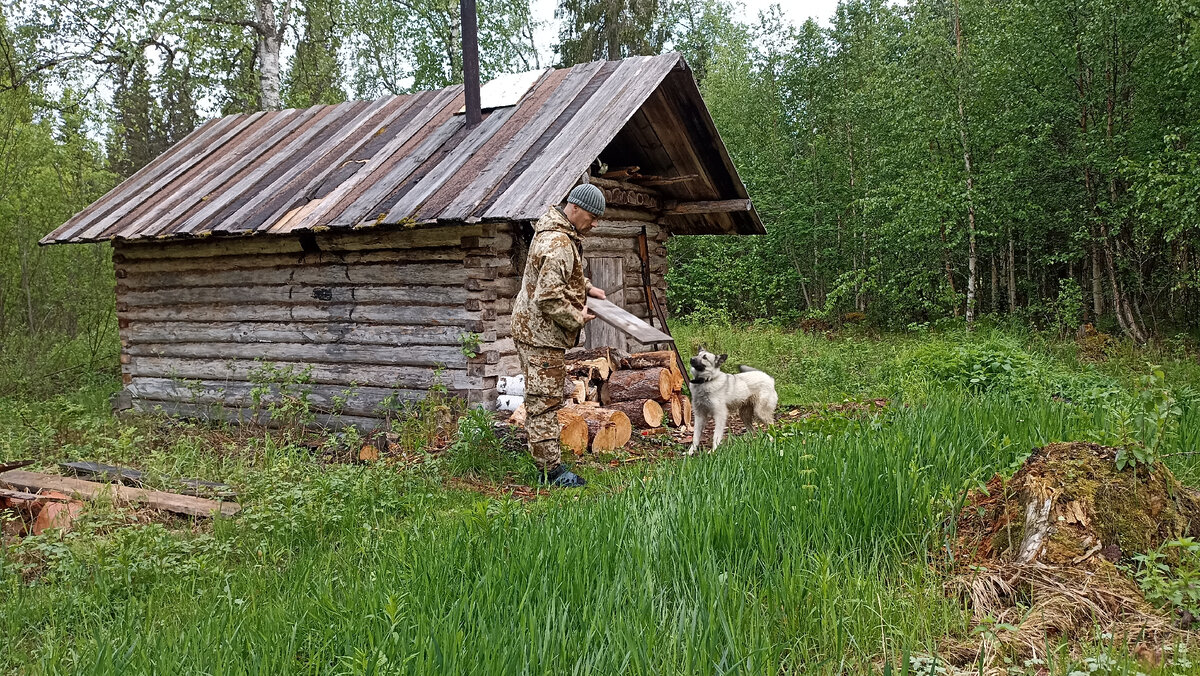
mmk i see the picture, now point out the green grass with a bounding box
[4,325,1200,673]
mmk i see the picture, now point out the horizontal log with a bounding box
[581,236,640,253]
[662,199,752,216]
[127,377,432,419]
[0,470,239,518]
[587,176,661,197]
[126,356,482,390]
[465,276,520,294]
[593,208,657,223]
[117,246,482,276]
[115,224,485,261]
[129,398,385,431]
[117,303,484,327]
[127,342,469,368]
[119,284,473,308]
[118,262,467,290]
[589,221,666,237]
[123,322,482,347]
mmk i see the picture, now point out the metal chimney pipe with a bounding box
[460,0,482,128]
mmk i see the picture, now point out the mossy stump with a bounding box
[944,442,1200,664]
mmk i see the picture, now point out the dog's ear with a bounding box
[716,353,728,366]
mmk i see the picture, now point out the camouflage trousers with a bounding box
[515,341,566,471]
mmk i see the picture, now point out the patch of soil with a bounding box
[943,442,1200,666]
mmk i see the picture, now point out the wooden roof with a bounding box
[42,53,763,245]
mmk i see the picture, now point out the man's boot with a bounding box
[541,463,586,488]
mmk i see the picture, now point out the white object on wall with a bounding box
[496,394,524,412]
[497,375,526,396]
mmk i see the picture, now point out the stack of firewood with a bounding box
[508,348,692,454]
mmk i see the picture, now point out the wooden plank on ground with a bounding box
[586,297,673,344]
[0,470,240,517]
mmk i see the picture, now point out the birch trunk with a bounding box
[254,0,286,111]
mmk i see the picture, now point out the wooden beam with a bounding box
[0,470,240,518]
[662,199,752,216]
[586,297,673,344]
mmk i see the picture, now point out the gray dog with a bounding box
[688,349,779,454]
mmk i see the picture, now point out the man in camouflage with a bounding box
[511,183,608,488]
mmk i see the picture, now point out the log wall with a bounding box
[114,214,671,425]
[114,224,502,428]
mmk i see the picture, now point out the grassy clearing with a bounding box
[3,325,1200,673]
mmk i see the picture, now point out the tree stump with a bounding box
[602,367,672,403]
[607,399,664,428]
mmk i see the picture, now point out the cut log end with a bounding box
[607,399,663,428]
[559,405,632,452]
[557,415,589,455]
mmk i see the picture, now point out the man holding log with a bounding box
[511,184,608,488]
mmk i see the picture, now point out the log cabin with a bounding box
[41,53,764,429]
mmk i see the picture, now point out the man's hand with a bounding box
[587,286,607,300]
[582,309,597,324]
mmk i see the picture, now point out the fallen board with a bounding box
[586,297,673,344]
[0,470,240,517]
[61,461,237,498]
[0,460,34,474]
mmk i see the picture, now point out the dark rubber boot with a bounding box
[542,464,587,488]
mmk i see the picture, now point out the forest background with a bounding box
[2,0,1200,397]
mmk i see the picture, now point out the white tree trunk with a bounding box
[254,0,285,111]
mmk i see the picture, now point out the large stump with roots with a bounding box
[942,442,1200,666]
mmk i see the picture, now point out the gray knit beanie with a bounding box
[567,183,606,216]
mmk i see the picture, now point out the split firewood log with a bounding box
[565,346,628,374]
[601,367,672,404]
[667,394,684,426]
[562,378,588,404]
[682,396,693,429]
[607,399,663,428]
[558,405,632,452]
[567,357,613,381]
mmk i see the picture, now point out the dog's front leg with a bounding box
[689,409,707,455]
[710,409,728,452]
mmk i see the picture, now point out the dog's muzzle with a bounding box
[690,356,705,371]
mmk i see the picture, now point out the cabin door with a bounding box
[583,256,626,351]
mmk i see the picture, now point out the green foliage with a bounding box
[0,83,119,397]
[1114,364,1184,470]
[457,331,482,359]
[664,0,1200,338]
[444,406,533,482]
[247,361,317,431]
[1129,537,1200,621]
[555,0,674,65]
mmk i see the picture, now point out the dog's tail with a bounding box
[737,365,760,373]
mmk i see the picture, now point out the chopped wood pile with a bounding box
[503,348,692,454]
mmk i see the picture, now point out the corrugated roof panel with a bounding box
[40,53,764,245]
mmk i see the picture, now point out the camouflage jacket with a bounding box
[511,206,592,349]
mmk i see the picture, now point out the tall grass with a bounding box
[7,395,1195,673]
